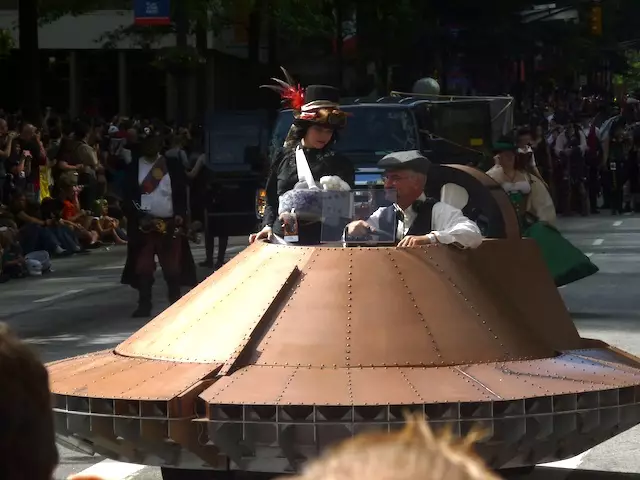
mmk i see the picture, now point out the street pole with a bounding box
[173,0,189,126]
[18,0,41,126]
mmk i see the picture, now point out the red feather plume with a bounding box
[260,67,306,111]
[281,84,305,110]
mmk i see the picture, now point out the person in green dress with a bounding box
[487,136,598,287]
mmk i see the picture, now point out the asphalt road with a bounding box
[1,216,640,480]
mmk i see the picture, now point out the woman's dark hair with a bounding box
[9,190,25,207]
[283,120,338,150]
[532,120,549,137]
[72,120,91,140]
[55,137,75,162]
[48,126,62,141]
[0,323,59,480]
[514,152,531,171]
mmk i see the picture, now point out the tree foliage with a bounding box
[0,29,15,56]
[38,0,123,25]
[34,0,640,81]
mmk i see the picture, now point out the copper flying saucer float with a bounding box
[48,166,640,475]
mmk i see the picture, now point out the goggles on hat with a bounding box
[299,108,348,128]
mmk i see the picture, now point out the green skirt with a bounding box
[523,221,599,287]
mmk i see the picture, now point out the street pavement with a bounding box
[1,216,640,480]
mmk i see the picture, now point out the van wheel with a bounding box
[498,466,536,477]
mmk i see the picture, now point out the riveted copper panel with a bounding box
[238,244,562,370]
[466,240,583,351]
[48,351,218,401]
[386,247,554,364]
[574,345,640,370]
[47,349,122,381]
[458,353,640,401]
[52,356,147,396]
[219,266,302,376]
[111,363,217,401]
[199,365,499,406]
[247,248,353,368]
[199,366,295,405]
[110,239,584,371]
[276,368,353,406]
[345,248,463,367]
[116,243,313,363]
[350,367,500,404]
[199,347,640,407]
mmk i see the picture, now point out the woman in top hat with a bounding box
[249,69,355,245]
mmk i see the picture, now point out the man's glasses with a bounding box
[382,173,413,183]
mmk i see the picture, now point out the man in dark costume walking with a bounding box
[121,128,197,317]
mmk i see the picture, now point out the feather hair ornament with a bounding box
[260,66,305,111]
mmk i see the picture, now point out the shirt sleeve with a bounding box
[262,151,284,229]
[579,131,588,154]
[342,207,385,243]
[179,150,189,168]
[554,133,566,157]
[431,202,483,249]
[365,207,383,232]
[61,201,76,220]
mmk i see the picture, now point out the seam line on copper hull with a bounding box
[454,367,503,399]
[219,265,302,376]
[571,353,640,375]
[497,360,620,387]
[386,250,442,358]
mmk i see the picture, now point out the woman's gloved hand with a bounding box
[249,226,272,244]
[319,175,351,191]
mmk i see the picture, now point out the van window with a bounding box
[271,106,418,161]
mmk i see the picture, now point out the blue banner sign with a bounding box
[134,0,171,26]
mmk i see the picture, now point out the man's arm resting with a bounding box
[431,203,483,249]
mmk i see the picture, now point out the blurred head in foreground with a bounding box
[0,322,59,480]
[285,414,501,480]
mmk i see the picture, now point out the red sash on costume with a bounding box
[587,125,599,151]
[140,156,168,195]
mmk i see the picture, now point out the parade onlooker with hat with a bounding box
[488,135,598,287]
[120,126,197,318]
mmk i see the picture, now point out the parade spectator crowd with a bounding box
[1,91,638,284]
[0,109,208,284]
[513,92,640,217]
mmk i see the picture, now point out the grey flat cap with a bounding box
[378,150,431,174]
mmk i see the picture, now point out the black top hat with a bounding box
[304,85,340,105]
[261,67,347,129]
[297,85,346,128]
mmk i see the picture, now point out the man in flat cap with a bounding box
[345,151,483,248]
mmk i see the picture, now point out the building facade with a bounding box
[0,1,267,119]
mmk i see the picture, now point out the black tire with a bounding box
[160,467,235,480]
[498,466,536,477]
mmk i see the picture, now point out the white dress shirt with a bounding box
[367,193,483,249]
[582,125,600,140]
[554,131,588,157]
[518,145,537,168]
[138,156,174,218]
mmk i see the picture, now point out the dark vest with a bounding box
[378,197,437,239]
